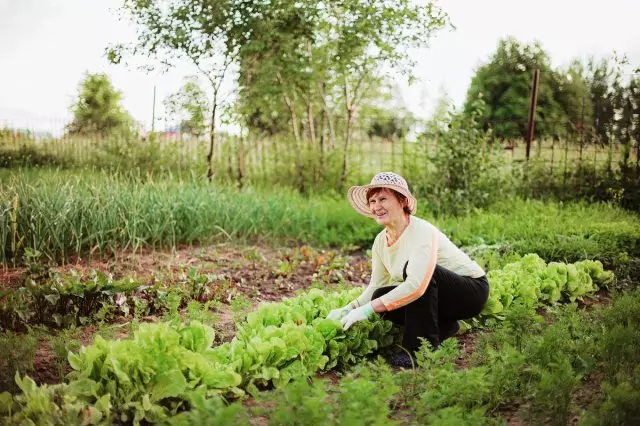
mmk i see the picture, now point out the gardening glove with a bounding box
[326,303,355,321]
[340,303,375,330]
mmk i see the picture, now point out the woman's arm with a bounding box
[377,231,439,311]
[371,298,388,313]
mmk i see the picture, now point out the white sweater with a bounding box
[352,215,485,311]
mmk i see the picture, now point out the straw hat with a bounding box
[347,172,417,218]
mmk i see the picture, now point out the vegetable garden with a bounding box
[1,169,640,425]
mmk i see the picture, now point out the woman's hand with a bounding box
[340,303,375,330]
[326,304,354,320]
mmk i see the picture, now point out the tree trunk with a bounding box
[318,108,325,182]
[318,81,336,149]
[283,94,301,143]
[206,92,218,182]
[341,106,355,190]
[276,73,301,143]
[307,102,316,146]
[280,92,304,193]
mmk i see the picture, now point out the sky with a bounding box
[1,0,639,135]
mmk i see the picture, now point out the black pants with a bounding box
[372,263,489,351]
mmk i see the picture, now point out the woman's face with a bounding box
[368,188,406,226]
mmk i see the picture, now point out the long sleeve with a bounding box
[352,236,389,307]
[378,230,438,311]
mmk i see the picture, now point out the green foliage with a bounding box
[579,291,640,425]
[0,169,380,265]
[580,368,640,426]
[464,37,573,140]
[66,72,135,137]
[393,339,499,424]
[0,270,142,331]
[259,379,332,426]
[5,169,639,267]
[0,374,111,426]
[529,357,582,426]
[0,265,230,332]
[0,145,69,169]
[584,56,640,146]
[423,406,497,426]
[236,0,450,145]
[481,254,614,319]
[1,287,397,423]
[230,293,252,324]
[365,107,412,141]
[336,361,400,426]
[461,37,611,141]
[186,300,218,326]
[49,327,82,381]
[464,37,639,152]
[161,394,248,426]
[442,197,640,263]
[481,345,527,410]
[521,154,640,212]
[254,359,400,426]
[0,331,38,392]
[598,294,640,378]
[422,97,512,215]
[164,77,210,138]
[2,265,637,424]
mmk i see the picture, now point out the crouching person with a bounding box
[326,172,489,368]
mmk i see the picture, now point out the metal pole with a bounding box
[526,68,540,162]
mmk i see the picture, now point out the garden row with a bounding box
[3,169,640,266]
[1,255,616,424]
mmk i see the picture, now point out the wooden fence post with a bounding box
[526,68,540,162]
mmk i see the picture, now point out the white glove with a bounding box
[340,303,375,330]
[326,303,354,321]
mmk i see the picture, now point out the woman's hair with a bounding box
[366,187,411,215]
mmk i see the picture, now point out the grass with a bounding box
[2,168,639,266]
[0,169,377,264]
[438,198,640,261]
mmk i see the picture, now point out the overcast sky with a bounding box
[1,0,639,134]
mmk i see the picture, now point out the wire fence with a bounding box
[2,93,639,203]
[1,118,638,171]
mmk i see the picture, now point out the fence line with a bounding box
[1,124,638,192]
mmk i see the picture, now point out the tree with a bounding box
[463,37,571,141]
[164,77,210,138]
[553,60,594,139]
[366,111,409,141]
[107,0,243,181]
[66,72,134,136]
[235,0,450,189]
[577,55,640,149]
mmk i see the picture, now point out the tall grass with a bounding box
[1,169,639,266]
[0,169,377,264]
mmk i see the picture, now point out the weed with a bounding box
[49,328,82,380]
[0,330,38,392]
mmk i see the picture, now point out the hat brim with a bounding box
[347,184,417,218]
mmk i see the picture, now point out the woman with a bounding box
[327,172,489,368]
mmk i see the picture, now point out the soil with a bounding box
[1,243,370,302]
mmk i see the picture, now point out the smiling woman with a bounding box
[327,172,490,368]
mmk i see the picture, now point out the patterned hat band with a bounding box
[347,172,417,218]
